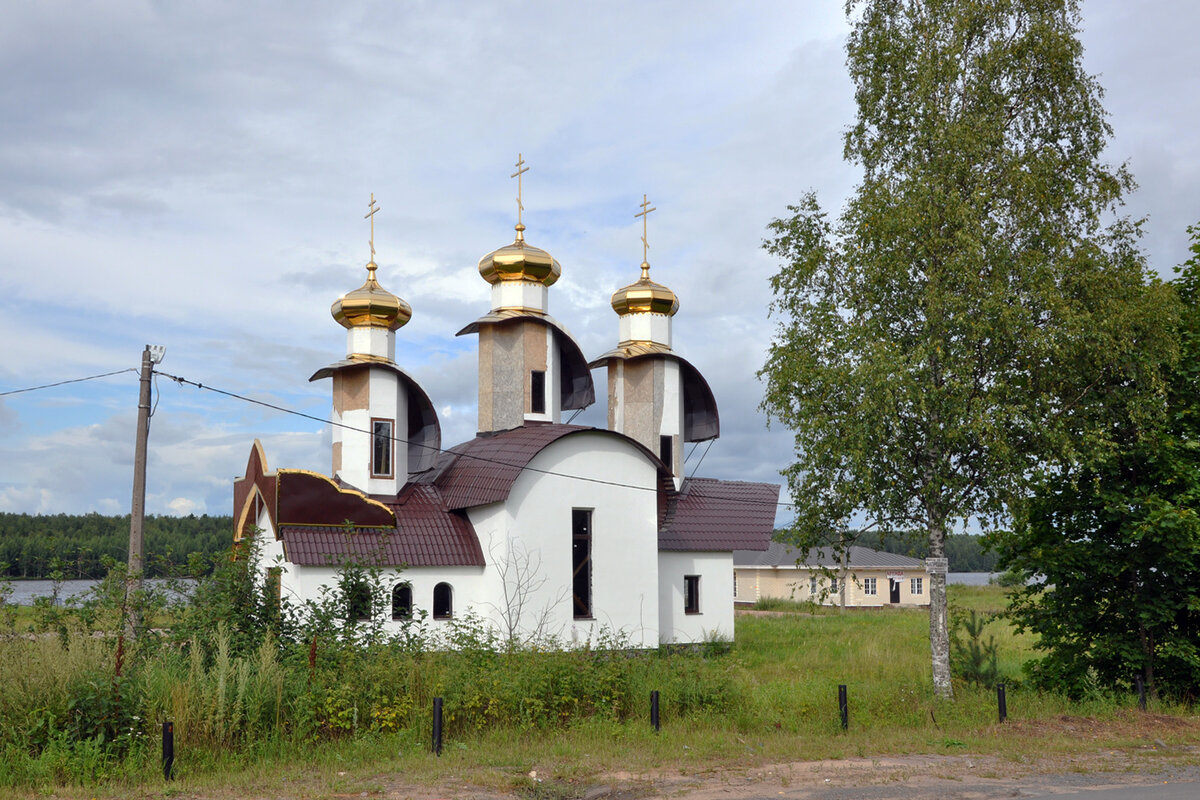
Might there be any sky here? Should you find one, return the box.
[1,1,1198,527]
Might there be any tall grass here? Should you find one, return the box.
[0,574,1188,793]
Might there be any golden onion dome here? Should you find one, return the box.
[331,261,412,331]
[478,224,561,287]
[611,262,679,317]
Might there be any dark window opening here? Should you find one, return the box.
[372,418,394,478]
[660,435,673,469]
[572,509,592,618]
[684,575,701,614]
[531,370,546,414]
[346,579,371,622]
[392,583,413,620]
[433,582,453,619]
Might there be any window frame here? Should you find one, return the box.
[863,576,877,596]
[910,577,924,596]
[432,582,453,620]
[684,574,701,615]
[392,582,413,620]
[530,370,547,415]
[371,417,395,478]
[572,508,593,619]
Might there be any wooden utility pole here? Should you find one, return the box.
[126,344,160,633]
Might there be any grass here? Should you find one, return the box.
[0,585,1196,799]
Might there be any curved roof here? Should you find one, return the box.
[309,358,442,474]
[457,310,596,411]
[417,423,665,511]
[589,346,719,442]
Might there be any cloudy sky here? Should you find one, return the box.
[1,1,1197,526]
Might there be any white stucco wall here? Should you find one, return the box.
[658,551,734,644]
[484,431,662,647]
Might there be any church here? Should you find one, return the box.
[233,169,778,647]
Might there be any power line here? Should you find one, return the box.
[0,368,138,397]
[155,369,796,510]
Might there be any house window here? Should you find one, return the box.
[346,578,371,622]
[684,575,701,614]
[531,370,546,414]
[733,572,738,597]
[572,508,592,618]
[433,582,453,619]
[809,575,818,596]
[392,583,413,620]
[863,577,877,595]
[372,418,394,478]
[660,435,673,468]
[911,577,923,595]
[830,577,839,593]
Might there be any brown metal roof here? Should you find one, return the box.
[659,478,778,551]
[427,424,664,511]
[279,485,483,567]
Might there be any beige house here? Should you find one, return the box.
[733,543,930,608]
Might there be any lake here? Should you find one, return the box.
[3,578,195,606]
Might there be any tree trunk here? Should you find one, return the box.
[927,519,952,698]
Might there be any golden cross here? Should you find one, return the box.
[511,153,529,228]
[365,193,380,263]
[635,194,656,267]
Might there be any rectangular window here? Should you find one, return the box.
[864,577,877,595]
[684,575,701,614]
[810,575,818,596]
[830,577,839,593]
[911,577,923,595]
[371,418,393,478]
[531,370,546,414]
[572,509,592,618]
[660,435,673,469]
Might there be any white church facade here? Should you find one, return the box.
[233,179,778,647]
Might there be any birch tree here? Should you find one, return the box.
[760,0,1174,697]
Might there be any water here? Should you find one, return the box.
[3,578,194,606]
[947,572,997,586]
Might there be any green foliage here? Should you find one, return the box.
[995,223,1200,703]
[950,609,1001,688]
[760,0,1175,696]
[0,511,231,578]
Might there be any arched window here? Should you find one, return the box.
[392,583,413,620]
[433,582,453,619]
[346,579,371,622]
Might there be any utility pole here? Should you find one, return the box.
[127,344,164,634]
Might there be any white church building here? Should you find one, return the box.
[233,181,778,647]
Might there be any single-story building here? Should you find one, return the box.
[732,543,930,608]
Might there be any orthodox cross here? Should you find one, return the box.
[365,193,380,264]
[511,153,529,228]
[635,194,656,272]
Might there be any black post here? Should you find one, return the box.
[996,683,1007,723]
[1136,675,1147,711]
[838,684,848,731]
[161,721,174,781]
[432,697,443,756]
[650,690,660,732]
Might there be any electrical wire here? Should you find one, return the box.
[0,368,138,397]
[154,368,796,510]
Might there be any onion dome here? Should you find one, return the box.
[478,223,562,287]
[331,261,412,331]
[611,261,679,316]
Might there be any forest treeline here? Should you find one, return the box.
[863,531,998,572]
[0,512,232,578]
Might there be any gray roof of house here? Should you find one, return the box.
[732,542,926,569]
